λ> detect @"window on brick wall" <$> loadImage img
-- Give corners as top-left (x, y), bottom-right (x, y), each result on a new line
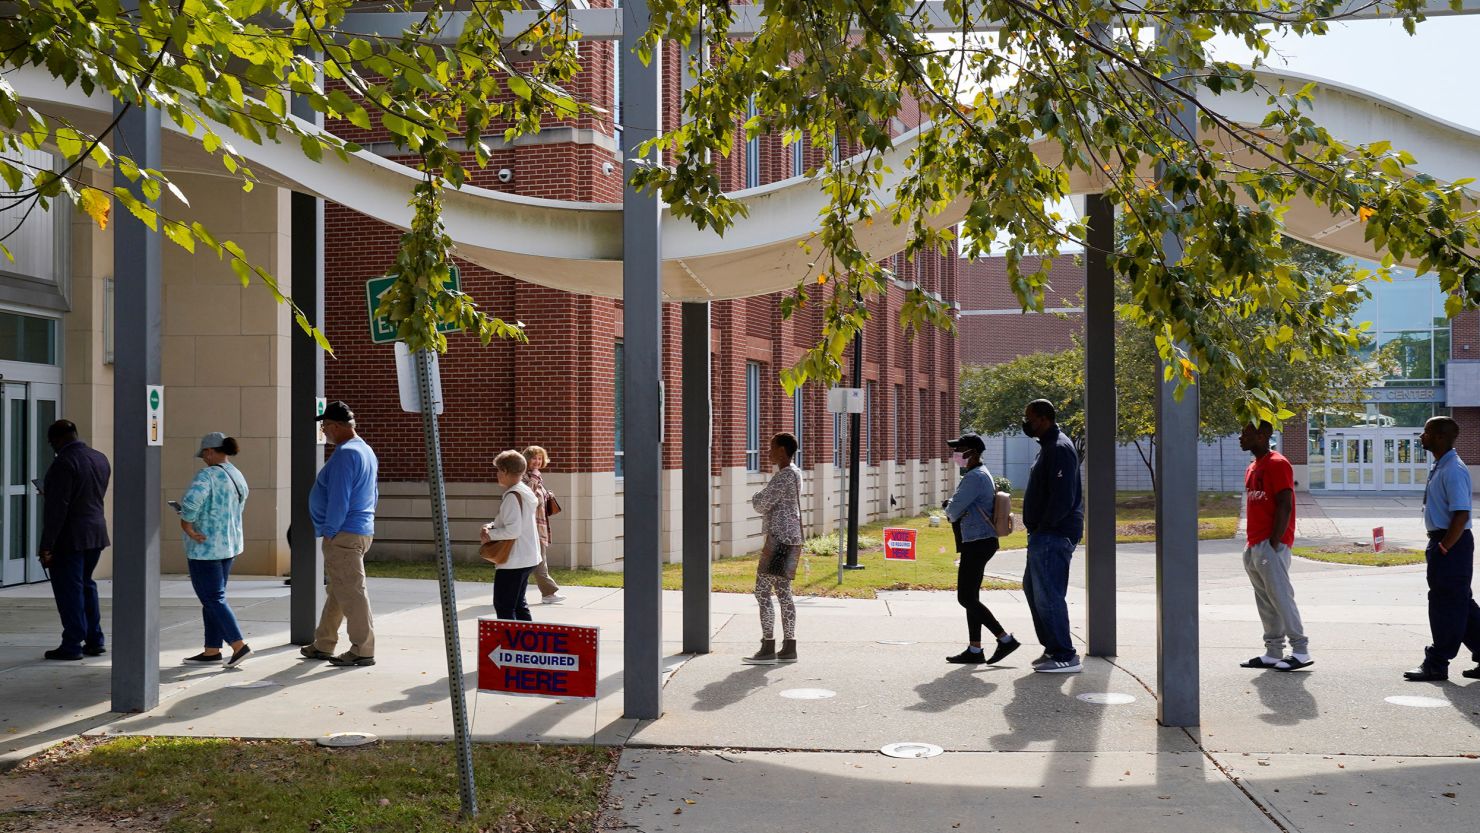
top-left (745, 97), bottom-right (760, 188)
top-left (920, 390), bottom-right (931, 458)
top-left (792, 135), bottom-right (805, 179)
top-left (745, 361), bottom-right (762, 471)
top-left (940, 391), bottom-right (951, 457)
top-left (612, 0), bottom-right (623, 143)
top-left (793, 389), bottom-right (804, 465)
top-left (894, 384), bottom-right (903, 462)
top-left (615, 341), bottom-right (625, 478)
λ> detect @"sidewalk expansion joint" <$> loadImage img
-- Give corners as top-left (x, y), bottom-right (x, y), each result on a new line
top-left (1096, 652), bottom-right (1292, 833)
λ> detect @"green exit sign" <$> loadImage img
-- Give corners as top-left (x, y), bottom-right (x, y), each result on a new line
top-left (366, 267), bottom-right (463, 345)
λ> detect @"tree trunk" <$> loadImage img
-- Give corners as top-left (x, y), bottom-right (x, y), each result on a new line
top-left (1134, 437), bottom-right (1156, 494)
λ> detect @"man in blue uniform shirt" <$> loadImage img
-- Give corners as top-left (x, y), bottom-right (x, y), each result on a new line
top-left (1405, 416), bottom-right (1480, 682)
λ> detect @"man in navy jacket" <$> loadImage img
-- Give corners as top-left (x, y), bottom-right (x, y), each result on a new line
top-left (1021, 399), bottom-right (1084, 673)
top-left (39, 420), bottom-right (112, 661)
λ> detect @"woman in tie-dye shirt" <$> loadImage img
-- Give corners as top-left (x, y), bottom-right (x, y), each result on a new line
top-left (178, 432), bottom-right (252, 667)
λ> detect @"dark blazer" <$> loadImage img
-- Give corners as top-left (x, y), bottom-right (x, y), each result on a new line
top-left (40, 440), bottom-right (112, 555)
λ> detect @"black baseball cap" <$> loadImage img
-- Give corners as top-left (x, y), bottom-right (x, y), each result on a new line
top-left (947, 433), bottom-right (985, 453)
top-left (316, 400), bottom-right (355, 423)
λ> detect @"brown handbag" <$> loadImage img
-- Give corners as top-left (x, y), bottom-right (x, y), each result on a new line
top-left (545, 494), bottom-right (562, 518)
top-left (479, 491), bottom-right (524, 565)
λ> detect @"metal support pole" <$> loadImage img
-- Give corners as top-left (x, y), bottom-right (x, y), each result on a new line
top-left (1154, 29), bottom-right (1201, 727)
top-left (837, 415), bottom-right (846, 584)
top-left (681, 303), bottom-right (712, 654)
top-left (1084, 193), bottom-right (1117, 657)
top-left (621, 0), bottom-right (664, 720)
top-left (415, 349), bottom-right (477, 816)
top-left (845, 325), bottom-right (864, 570)
top-left (289, 70), bottom-right (326, 640)
top-left (110, 99), bottom-right (162, 713)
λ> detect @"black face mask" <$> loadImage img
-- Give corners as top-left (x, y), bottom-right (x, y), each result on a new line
top-left (1021, 420), bottom-right (1035, 438)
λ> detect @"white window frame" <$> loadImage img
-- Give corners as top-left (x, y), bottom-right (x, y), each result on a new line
top-left (893, 384), bottom-right (903, 462)
top-left (745, 361), bottom-right (762, 471)
top-left (614, 341), bottom-right (625, 478)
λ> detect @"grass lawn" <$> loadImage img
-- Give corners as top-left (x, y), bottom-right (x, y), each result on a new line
top-left (1292, 545), bottom-right (1426, 567)
top-left (1112, 491), bottom-right (1242, 543)
top-left (5, 737), bottom-right (616, 833)
top-left (368, 513), bottom-right (1019, 599)
top-left (366, 491), bottom-right (1242, 599)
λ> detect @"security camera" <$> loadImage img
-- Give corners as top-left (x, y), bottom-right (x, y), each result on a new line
top-left (602, 161), bottom-right (615, 176)
top-left (497, 168), bottom-right (513, 183)
top-left (519, 43), bottom-right (534, 57)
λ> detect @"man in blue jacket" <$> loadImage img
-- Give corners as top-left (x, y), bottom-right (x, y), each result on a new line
top-left (300, 401), bottom-right (380, 668)
top-left (1021, 399), bottom-right (1084, 673)
top-left (38, 420), bottom-right (112, 661)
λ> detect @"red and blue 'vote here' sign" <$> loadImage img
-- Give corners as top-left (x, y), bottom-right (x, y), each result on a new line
top-left (477, 619), bottom-right (599, 699)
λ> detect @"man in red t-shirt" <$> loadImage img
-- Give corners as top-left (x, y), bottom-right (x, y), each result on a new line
top-left (1237, 421), bottom-right (1311, 672)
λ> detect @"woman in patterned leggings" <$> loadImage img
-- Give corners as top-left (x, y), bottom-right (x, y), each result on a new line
top-left (744, 433), bottom-right (804, 665)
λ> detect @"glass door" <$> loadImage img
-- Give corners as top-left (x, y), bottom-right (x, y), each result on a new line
top-left (0, 381), bottom-right (57, 586)
top-left (27, 383), bottom-right (58, 582)
top-left (0, 383), bottom-right (25, 585)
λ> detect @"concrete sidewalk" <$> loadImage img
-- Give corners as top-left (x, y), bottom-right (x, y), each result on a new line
top-left (1296, 492), bottom-right (1429, 550)
top-left (2, 540), bottom-right (1477, 832)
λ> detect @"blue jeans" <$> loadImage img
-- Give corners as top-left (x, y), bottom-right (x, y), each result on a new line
top-left (1024, 533), bottom-right (1076, 661)
top-left (49, 548), bottom-right (104, 654)
top-left (188, 557), bottom-right (243, 649)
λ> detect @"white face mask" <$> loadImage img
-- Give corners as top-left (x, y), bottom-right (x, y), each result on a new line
top-left (951, 452), bottom-right (968, 468)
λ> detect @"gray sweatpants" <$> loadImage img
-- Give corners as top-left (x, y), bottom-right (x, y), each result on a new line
top-left (1242, 541), bottom-right (1308, 656)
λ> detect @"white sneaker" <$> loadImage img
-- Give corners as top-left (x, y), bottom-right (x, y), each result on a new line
top-left (1032, 656), bottom-right (1083, 674)
top-left (541, 593), bottom-right (567, 605)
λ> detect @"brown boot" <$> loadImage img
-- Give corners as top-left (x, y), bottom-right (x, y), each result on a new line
top-left (742, 639), bottom-right (777, 665)
top-left (776, 639), bottom-right (798, 663)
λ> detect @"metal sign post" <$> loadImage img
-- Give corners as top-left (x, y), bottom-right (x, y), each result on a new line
top-left (412, 347), bottom-right (477, 817)
top-left (828, 389), bottom-right (863, 584)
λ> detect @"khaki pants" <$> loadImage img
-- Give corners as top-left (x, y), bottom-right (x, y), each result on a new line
top-left (533, 543), bottom-right (560, 597)
top-left (313, 533), bottom-right (375, 657)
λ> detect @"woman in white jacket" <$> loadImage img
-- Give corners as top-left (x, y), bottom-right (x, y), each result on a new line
top-left (482, 450), bottom-right (542, 620)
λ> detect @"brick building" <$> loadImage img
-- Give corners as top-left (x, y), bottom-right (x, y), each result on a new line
top-left (319, 32), bottom-right (960, 569)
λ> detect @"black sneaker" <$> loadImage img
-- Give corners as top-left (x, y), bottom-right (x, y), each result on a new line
top-left (1462, 665), bottom-right (1480, 680)
top-left (946, 648), bottom-right (987, 664)
top-left (226, 645), bottom-right (252, 668)
top-left (43, 649), bottom-right (83, 661)
top-left (986, 635), bottom-right (1022, 665)
top-left (184, 652), bottom-right (224, 663)
top-left (83, 645), bottom-right (106, 657)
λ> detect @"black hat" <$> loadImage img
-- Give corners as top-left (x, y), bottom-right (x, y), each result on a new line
top-left (947, 432), bottom-right (985, 453)
top-left (316, 400), bottom-right (355, 423)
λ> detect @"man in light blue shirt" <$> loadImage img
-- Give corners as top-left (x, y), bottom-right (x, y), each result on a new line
top-left (1405, 416), bottom-right (1480, 682)
top-left (303, 401), bottom-right (381, 669)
